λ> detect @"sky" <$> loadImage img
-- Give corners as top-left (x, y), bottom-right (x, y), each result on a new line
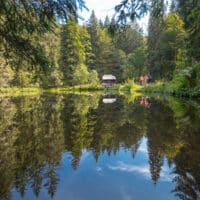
top-left (79, 0), bottom-right (149, 33)
top-left (80, 0), bottom-right (120, 21)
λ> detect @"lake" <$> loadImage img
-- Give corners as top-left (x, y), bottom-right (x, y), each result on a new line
top-left (0, 93), bottom-right (200, 200)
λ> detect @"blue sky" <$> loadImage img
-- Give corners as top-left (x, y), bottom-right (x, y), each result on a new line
top-left (79, 0), bottom-right (149, 33)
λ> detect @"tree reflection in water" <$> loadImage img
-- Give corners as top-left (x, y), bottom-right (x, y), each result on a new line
top-left (0, 94), bottom-right (200, 200)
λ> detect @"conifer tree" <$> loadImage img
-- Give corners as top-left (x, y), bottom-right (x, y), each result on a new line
top-left (104, 16), bottom-right (110, 28)
top-left (147, 0), bottom-right (165, 80)
top-left (59, 19), bottom-right (86, 85)
top-left (87, 11), bottom-right (101, 71)
top-left (80, 26), bottom-right (94, 68)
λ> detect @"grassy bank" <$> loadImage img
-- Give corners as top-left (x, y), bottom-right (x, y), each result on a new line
top-left (45, 84), bottom-right (103, 92)
top-left (0, 84), bottom-right (118, 96)
top-left (119, 78), bottom-right (200, 98)
top-left (0, 82), bottom-right (143, 97)
top-left (140, 81), bottom-right (200, 98)
top-left (119, 80), bottom-right (142, 94)
top-left (3, 81), bottom-right (199, 98)
top-left (0, 87), bottom-right (43, 97)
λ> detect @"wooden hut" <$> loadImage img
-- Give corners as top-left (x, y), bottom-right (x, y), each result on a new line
top-left (102, 74), bottom-right (116, 86)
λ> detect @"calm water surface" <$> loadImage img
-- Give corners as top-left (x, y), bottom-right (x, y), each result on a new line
top-left (0, 94), bottom-right (200, 200)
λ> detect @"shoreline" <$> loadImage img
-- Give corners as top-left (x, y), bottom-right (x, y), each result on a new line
top-left (1, 82), bottom-right (199, 98)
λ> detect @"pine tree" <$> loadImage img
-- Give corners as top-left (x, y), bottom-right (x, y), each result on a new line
top-left (59, 19), bottom-right (86, 85)
top-left (80, 26), bottom-right (94, 68)
top-left (104, 16), bottom-right (110, 28)
top-left (87, 11), bottom-right (124, 78)
top-left (147, 0), bottom-right (165, 80)
top-left (87, 11), bottom-right (101, 71)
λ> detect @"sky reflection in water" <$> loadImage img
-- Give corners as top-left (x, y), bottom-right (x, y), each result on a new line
top-left (1, 94), bottom-right (200, 200)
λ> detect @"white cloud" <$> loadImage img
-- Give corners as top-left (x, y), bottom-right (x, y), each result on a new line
top-left (108, 161), bottom-right (174, 182)
top-left (108, 161), bottom-right (150, 179)
top-left (96, 166), bottom-right (102, 172)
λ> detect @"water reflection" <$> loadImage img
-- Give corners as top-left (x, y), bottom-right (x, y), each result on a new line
top-left (102, 93), bottom-right (117, 104)
top-left (137, 96), bottom-right (151, 107)
top-left (0, 94), bottom-right (200, 200)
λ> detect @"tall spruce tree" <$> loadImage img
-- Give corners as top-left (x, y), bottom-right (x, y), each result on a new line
top-left (87, 11), bottom-right (114, 77)
top-left (104, 16), bottom-right (110, 28)
top-left (87, 11), bottom-right (101, 71)
top-left (80, 26), bottom-right (94, 69)
top-left (59, 19), bottom-right (86, 85)
top-left (147, 0), bottom-right (165, 80)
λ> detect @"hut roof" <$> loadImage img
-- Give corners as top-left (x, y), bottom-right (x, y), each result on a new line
top-left (102, 74), bottom-right (116, 80)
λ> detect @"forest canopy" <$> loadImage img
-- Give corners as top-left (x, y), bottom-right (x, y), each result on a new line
top-left (0, 0), bottom-right (200, 94)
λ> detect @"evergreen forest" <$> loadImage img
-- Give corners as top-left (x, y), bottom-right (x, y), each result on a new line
top-left (0, 0), bottom-right (200, 96)
top-left (1, 1), bottom-right (200, 199)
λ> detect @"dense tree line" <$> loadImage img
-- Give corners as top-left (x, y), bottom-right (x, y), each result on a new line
top-left (1, 0), bottom-right (200, 91)
top-left (145, 0), bottom-right (200, 93)
top-left (0, 8), bottom-right (145, 87)
top-left (107, 0), bottom-right (200, 93)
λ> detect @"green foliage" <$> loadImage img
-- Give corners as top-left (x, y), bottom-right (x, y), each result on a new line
top-left (49, 69), bottom-right (63, 87)
top-left (72, 64), bottom-right (89, 85)
top-left (14, 70), bottom-right (36, 87)
top-left (147, 0), bottom-right (165, 80)
top-left (113, 25), bottom-right (145, 55)
top-left (0, 22), bottom-right (63, 88)
top-left (170, 48), bottom-right (199, 94)
top-left (87, 12), bottom-right (115, 77)
top-left (0, 60), bottom-right (14, 86)
top-left (59, 20), bottom-right (86, 85)
top-left (108, 49), bottom-right (126, 81)
top-left (0, 87), bottom-right (42, 97)
top-left (120, 79), bottom-right (142, 95)
top-left (38, 25), bottom-right (63, 87)
top-left (123, 47), bottom-right (147, 80)
top-left (193, 62), bottom-right (200, 86)
top-left (1, 0), bottom-right (200, 96)
top-left (177, 0), bottom-right (200, 60)
top-left (0, 0), bottom-right (87, 68)
top-left (114, 0), bottom-right (200, 95)
top-left (156, 13), bottom-right (186, 80)
top-left (0, 8), bottom-right (146, 88)
top-left (88, 70), bottom-right (99, 85)
top-left (174, 49), bottom-right (188, 73)
top-left (80, 26), bottom-right (94, 67)
top-left (87, 11), bottom-right (101, 70)
top-left (86, 11), bottom-right (134, 80)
